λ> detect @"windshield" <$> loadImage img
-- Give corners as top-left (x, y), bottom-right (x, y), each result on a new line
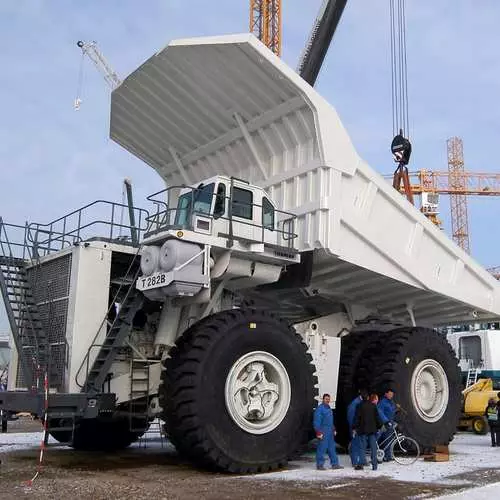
top-left (175, 183), bottom-right (215, 227)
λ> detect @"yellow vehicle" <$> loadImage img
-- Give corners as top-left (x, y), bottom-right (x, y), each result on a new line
top-left (460, 379), bottom-right (499, 434)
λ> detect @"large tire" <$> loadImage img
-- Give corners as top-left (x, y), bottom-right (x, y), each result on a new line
top-left (359, 327), bottom-right (461, 449)
top-left (50, 418), bottom-right (141, 451)
top-left (160, 308), bottom-right (317, 473)
top-left (335, 330), bottom-right (386, 448)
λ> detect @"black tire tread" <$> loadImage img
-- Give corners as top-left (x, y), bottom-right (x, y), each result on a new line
top-left (159, 308), bottom-right (317, 473)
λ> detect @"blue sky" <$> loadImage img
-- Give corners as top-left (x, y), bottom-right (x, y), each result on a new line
top-left (1, 1), bottom-right (500, 332)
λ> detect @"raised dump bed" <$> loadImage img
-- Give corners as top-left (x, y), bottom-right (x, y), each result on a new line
top-left (110, 34), bottom-right (500, 326)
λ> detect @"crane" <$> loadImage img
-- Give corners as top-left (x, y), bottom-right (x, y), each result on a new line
top-left (249, 0), bottom-right (348, 85)
top-left (400, 138), bottom-right (500, 255)
top-left (250, 1), bottom-right (282, 56)
top-left (296, 0), bottom-right (348, 86)
top-left (74, 41), bottom-right (121, 110)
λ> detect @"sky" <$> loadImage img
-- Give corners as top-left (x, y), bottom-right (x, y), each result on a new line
top-left (1, 0), bottom-right (500, 332)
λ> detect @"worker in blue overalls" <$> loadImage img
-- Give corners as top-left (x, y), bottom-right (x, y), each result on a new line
top-left (313, 393), bottom-right (344, 470)
top-left (347, 389), bottom-right (365, 467)
top-left (378, 388), bottom-right (397, 461)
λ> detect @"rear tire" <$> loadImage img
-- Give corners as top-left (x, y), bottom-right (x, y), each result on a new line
top-left (160, 308), bottom-right (317, 473)
top-left (358, 327), bottom-right (461, 449)
top-left (50, 418), bottom-right (142, 450)
top-left (335, 330), bottom-right (388, 448)
top-left (391, 435), bottom-right (420, 465)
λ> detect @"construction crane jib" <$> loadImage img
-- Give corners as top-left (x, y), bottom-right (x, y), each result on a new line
top-left (74, 41), bottom-right (122, 110)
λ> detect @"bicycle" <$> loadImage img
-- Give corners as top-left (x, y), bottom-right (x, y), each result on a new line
top-left (348, 423), bottom-right (420, 465)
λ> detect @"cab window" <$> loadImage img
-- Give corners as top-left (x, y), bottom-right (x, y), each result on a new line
top-left (262, 197), bottom-right (275, 230)
top-left (232, 187), bottom-right (253, 220)
top-left (175, 183), bottom-right (215, 226)
top-left (213, 183), bottom-right (226, 219)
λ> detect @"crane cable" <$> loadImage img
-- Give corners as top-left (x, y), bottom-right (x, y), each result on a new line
top-left (389, 0), bottom-right (413, 204)
top-left (390, 0), bottom-right (409, 138)
top-left (74, 50), bottom-right (85, 111)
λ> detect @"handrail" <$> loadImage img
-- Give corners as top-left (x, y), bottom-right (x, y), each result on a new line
top-left (0, 219), bottom-right (32, 260)
top-left (74, 249), bottom-right (142, 390)
top-left (21, 200), bottom-right (150, 257)
top-left (144, 184), bottom-right (298, 248)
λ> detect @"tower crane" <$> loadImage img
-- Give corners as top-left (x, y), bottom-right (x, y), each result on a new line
top-left (74, 41), bottom-right (121, 110)
top-left (250, 0), bottom-right (282, 56)
top-left (396, 139), bottom-right (500, 256)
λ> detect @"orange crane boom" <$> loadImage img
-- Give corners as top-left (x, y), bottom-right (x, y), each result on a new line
top-left (407, 170), bottom-right (500, 196)
top-left (392, 137), bottom-right (500, 256)
top-left (250, 0), bottom-right (282, 56)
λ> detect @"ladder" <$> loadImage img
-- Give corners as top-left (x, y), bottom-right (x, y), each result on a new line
top-left (138, 419), bottom-right (165, 449)
top-left (466, 367), bottom-right (480, 387)
top-left (129, 359), bottom-right (151, 432)
top-left (0, 255), bottom-right (49, 388)
top-left (83, 288), bottom-right (143, 394)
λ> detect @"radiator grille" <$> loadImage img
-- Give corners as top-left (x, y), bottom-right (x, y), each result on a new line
top-left (16, 253), bottom-right (72, 389)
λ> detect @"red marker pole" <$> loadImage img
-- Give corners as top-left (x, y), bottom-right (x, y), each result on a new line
top-left (26, 370), bottom-right (49, 486)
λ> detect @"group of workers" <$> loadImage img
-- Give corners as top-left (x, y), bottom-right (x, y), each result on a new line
top-left (313, 389), bottom-right (396, 471)
top-left (485, 394), bottom-right (500, 447)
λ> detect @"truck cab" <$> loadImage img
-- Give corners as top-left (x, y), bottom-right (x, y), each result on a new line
top-left (137, 175), bottom-right (299, 301)
top-left (144, 175), bottom-right (294, 249)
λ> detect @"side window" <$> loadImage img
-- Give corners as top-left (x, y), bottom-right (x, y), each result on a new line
top-left (193, 183), bottom-right (214, 215)
top-left (262, 197), bottom-right (275, 230)
top-left (459, 336), bottom-right (482, 367)
top-left (213, 183), bottom-right (226, 219)
top-left (232, 187), bottom-right (253, 220)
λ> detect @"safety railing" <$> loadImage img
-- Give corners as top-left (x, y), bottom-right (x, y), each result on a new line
top-left (0, 218), bottom-right (32, 261)
top-left (25, 200), bottom-right (150, 257)
top-left (145, 184), bottom-right (298, 250)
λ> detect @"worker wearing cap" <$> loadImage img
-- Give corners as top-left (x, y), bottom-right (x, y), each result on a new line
top-left (378, 389), bottom-right (397, 461)
top-left (313, 393), bottom-right (343, 470)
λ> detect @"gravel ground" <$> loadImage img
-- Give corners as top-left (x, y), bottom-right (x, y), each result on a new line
top-left (1, 419), bottom-right (500, 499)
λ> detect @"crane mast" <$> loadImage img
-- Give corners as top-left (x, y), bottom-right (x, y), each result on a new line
top-left (250, 1), bottom-right (282, 56)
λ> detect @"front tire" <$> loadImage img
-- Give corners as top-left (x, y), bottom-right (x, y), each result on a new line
top-left (160, 309), bottom-right (317, 473)
top-left (472, 416), bottom-right (488, 435)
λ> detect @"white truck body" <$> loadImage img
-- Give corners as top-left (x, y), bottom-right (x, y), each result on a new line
top-left (110, 34), bottom-right (500, 327)
top-left (447, 329), bottom-right (500, 374)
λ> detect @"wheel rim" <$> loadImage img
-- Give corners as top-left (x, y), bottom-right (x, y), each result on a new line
top-left (225, 351), bottom-right (291, 435)
top-left (410, 359), bottom-right (449, 423)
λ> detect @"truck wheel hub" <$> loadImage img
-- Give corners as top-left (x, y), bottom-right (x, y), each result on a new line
top-left (225, 351), bottom-right (291, 434)
top-left (411, 359), bottom-right (449, 423)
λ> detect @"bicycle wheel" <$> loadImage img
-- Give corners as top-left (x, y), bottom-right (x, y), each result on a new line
top-left (390, 436), bottom-right (420, 465)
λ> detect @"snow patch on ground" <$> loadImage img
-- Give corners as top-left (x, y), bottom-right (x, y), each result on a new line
top-left (2, 429), bottom-right (500, 498)
top-left (0, 431), bottom-right (60, 453)
top-left (433, 482), bottom-right (500, 499)
top-left (249, 433), bottom-right (500, 486)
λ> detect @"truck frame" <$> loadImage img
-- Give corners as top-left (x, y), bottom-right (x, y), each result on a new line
top-left (1, 34), bottom-right (500, 471)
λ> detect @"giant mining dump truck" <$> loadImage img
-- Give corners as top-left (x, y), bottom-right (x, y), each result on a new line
top-left (1, 35), bottom-right (500, 473)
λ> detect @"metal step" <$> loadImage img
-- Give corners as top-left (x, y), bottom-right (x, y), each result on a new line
top-left (84, 291), bottom-right (143, 393)
top-left (0, 255), bottom-right (26, 267)
top-left (0, 258), bottom-right (50, 390)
